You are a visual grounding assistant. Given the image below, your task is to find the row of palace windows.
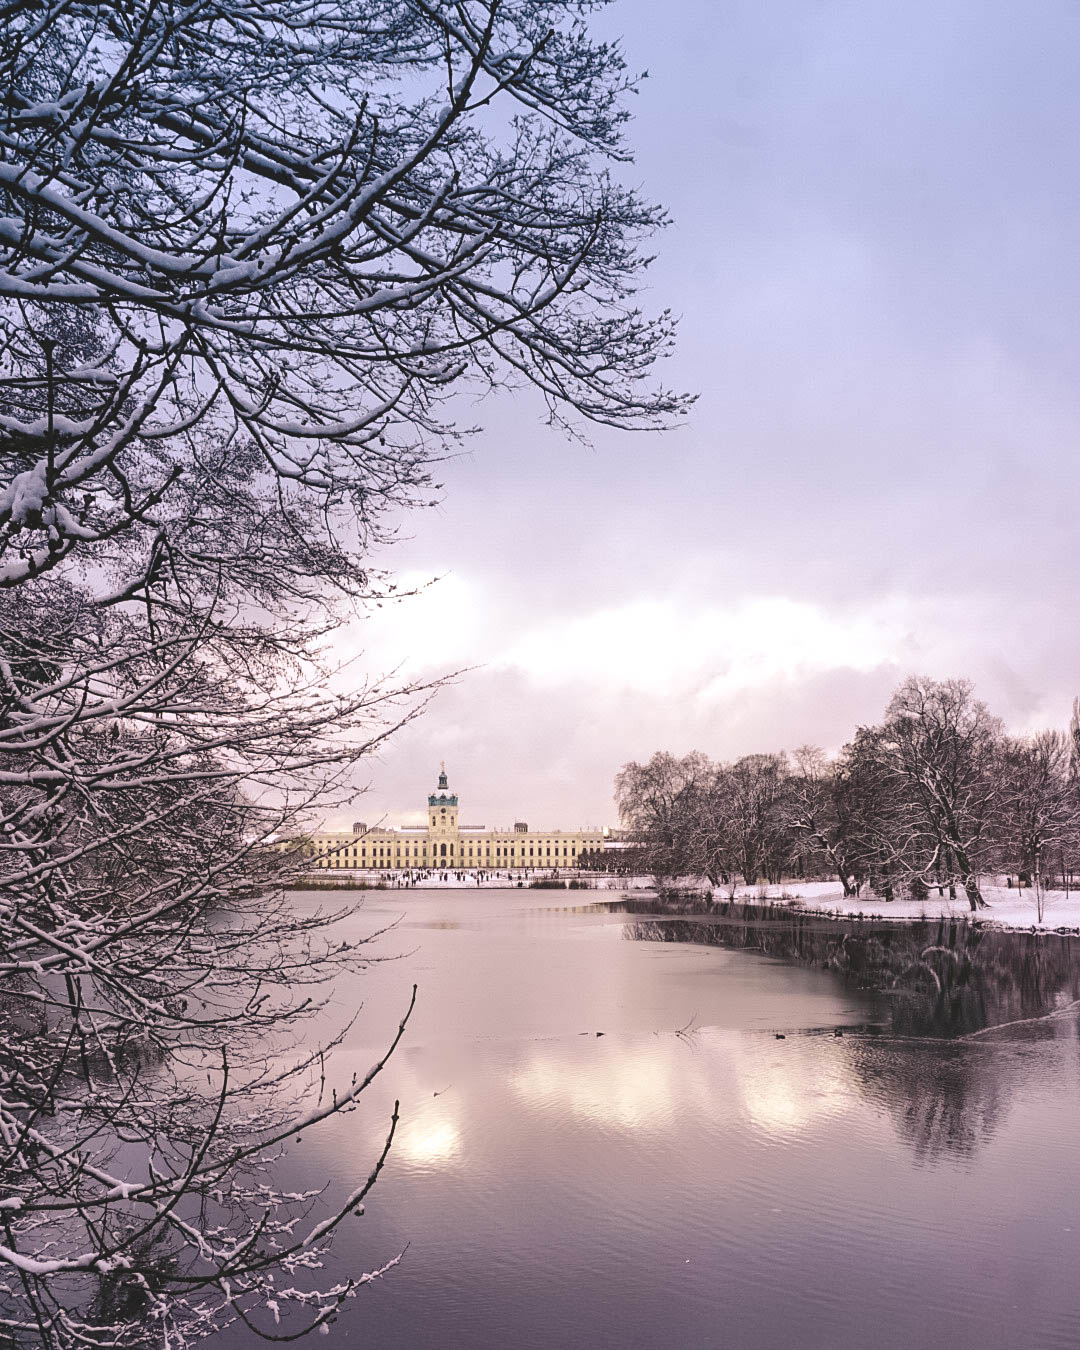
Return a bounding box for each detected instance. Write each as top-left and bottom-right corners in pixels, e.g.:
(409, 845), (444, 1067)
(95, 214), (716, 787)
(313, 839), (596, 867)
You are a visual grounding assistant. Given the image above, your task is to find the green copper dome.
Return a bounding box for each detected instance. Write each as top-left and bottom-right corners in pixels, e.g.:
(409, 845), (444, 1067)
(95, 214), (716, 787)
(429, 762), (458, 807)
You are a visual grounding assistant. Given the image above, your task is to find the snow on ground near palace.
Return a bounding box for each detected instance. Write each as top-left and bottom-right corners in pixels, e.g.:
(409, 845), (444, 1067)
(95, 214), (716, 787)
(302, 871), (1080, 931)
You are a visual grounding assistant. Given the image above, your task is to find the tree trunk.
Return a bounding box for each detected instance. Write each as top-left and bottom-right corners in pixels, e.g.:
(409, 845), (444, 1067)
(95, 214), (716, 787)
(947, 835), (986, 909)
(961, 872), (986, 910)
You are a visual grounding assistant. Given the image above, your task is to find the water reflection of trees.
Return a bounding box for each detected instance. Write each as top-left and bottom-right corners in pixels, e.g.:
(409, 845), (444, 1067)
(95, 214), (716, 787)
(624, 904), (1080, 1162)
(844, 1041), (1007, 1164)
(623, 904), (1080, 1039)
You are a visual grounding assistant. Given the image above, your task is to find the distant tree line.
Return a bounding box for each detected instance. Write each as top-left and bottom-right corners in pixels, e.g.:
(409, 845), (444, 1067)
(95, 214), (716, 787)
(615, 676), (1080, 912)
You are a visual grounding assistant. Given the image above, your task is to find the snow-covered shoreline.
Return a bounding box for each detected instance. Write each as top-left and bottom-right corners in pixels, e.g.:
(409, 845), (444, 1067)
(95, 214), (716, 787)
(292, 870), (1080, 932)
(700, 879), (1080, 933)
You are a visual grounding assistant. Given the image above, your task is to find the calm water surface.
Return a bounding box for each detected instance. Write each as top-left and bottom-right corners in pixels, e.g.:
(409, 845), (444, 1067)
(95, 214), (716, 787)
(248, 889), (1080, 1349)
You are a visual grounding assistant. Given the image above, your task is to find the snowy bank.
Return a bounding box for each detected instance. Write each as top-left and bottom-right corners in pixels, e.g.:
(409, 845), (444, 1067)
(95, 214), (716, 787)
(705, 879), (1080, 933)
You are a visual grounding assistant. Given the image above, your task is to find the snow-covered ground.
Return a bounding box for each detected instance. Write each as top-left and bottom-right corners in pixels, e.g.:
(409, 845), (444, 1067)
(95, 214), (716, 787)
(297, 870), (1080, 931)
(704, 878), (1080, 932)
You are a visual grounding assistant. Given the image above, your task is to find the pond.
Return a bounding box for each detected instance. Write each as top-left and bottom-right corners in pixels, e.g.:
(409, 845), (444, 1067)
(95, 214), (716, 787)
(241, 889), (1080, 1350)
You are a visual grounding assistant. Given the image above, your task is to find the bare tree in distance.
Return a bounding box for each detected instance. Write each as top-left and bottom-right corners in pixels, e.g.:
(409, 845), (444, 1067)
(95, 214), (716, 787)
(683, 762), (742, 896)
(614, 751), (712, 886)
(836, 724), (925, 902)
(997, 730), (1077, 921)
(616, 751), (794, 889)
(0, 1), (690, 1344)
(788, 745), (861, 896)
(879, 677), (1003, 911)
(726, 752), (790, 885)
(618, 677), (1080, 914)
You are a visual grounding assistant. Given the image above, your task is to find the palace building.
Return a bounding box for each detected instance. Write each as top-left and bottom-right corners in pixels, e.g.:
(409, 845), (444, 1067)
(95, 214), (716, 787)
(309, 765), (605, 872)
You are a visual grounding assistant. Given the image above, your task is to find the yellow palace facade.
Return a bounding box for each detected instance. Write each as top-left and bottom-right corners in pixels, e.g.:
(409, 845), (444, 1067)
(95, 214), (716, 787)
(309, 765), (605, 872)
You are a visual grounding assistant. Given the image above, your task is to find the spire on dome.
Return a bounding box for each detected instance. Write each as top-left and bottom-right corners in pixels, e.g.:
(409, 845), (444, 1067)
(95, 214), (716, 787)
(438, 761), (448, 790)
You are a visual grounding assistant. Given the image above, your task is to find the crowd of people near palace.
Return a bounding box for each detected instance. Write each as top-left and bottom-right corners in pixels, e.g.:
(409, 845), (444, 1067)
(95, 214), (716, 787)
(328, 867), (600, 887)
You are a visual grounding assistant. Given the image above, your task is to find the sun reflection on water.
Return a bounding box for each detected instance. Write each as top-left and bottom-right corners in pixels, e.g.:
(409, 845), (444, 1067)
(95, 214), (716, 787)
(509, 1046), (685, 1131)
(395, 1112), (463, 1168)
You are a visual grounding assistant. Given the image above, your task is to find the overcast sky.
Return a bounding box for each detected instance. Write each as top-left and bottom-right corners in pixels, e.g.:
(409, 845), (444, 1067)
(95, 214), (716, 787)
(336, 0), (1080, 832)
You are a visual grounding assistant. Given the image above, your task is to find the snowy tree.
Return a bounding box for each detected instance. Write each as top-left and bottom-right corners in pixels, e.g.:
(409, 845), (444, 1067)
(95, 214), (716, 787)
(996, 730), (1077, 915)
(725, 752), (791, 885)
(681, 761), (743, 894)
(623, 682), (1080, 912)
(617, 750), (794, 890)
(0, 2), (689, 1344)
(832, 725), (922, 901)
(614, 751), (712, 884)
(0, 0), (688, 590)
(878, 677), (1003, 911)
(786, 745), (862, 896)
